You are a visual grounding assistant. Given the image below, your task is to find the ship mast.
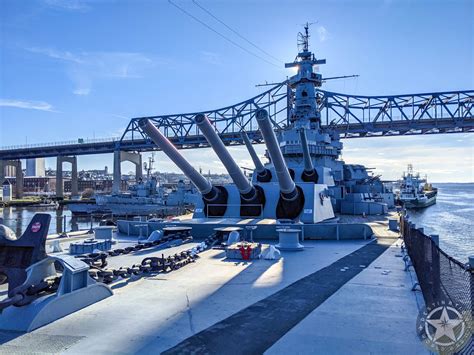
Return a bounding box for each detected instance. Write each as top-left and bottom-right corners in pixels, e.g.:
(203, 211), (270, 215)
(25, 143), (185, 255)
(145, 153), (155, 179)
(285, 22), (326, 127)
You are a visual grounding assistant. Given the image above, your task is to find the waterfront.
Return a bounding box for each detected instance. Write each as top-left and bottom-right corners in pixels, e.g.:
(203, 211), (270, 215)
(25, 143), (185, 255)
(1, 182), (472, 262)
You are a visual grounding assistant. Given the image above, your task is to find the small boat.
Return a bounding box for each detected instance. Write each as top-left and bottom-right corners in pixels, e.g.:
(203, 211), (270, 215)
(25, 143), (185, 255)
(396, 164), (437, 208)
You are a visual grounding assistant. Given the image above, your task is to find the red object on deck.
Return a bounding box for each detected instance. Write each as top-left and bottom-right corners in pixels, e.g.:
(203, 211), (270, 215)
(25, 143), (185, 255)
(239, 245), (252, 260)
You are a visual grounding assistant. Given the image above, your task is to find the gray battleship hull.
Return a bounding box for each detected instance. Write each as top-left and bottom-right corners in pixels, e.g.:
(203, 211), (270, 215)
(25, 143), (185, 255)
(68, 202), (185, 216)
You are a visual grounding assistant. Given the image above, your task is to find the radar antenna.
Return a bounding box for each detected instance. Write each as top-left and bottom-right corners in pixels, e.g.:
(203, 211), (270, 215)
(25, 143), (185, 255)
(145, 153), (155, 179)
(297, 22), (313, 52)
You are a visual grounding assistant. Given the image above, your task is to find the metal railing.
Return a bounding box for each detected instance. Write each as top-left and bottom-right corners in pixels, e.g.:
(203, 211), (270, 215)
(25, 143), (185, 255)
(0, 137), (121, 151)
(400, 215), (472, 315)
(1, 213), (109, 236)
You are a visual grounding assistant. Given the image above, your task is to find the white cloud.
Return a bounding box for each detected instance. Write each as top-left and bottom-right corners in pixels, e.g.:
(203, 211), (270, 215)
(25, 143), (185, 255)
(25, 47), (160, 95)
(317, 26), (328, 42)
(43, 0), (91, 12)
(73, 88), (90, 96)
(0, 99), (55, 112)
(26, 47), (84, 63)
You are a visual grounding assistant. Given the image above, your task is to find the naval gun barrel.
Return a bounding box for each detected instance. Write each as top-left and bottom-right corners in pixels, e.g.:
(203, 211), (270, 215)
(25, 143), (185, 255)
(256, 109), (304, 219)
(256, 109), (297, 199)
(138, 119), (221, 203)
(195, 114), (255, 199)
(299, 127), (319, 183)
(240, 130), (272, 182)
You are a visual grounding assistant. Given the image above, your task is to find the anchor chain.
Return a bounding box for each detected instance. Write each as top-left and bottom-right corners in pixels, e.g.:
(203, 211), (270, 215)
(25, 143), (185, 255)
(0, 277), (61, 313)
(76, 233), (193, 269)
(88, 234), (218, 284)
(0, 233), (218, 312)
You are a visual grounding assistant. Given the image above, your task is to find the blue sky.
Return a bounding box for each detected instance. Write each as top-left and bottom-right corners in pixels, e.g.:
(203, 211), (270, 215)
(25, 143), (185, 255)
(0, 0), (473, 182)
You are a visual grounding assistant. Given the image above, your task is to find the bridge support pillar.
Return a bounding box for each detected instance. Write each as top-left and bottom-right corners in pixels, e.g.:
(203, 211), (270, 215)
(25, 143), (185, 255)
(0, 160), (5, 184)
(56, 158), (63, 199)
(56, 156), (78, 199)
(112, 150), (143, 194)
(0, 160), (23, 199)
(112, 150), (121, 194)
(15, 161), (23, 199)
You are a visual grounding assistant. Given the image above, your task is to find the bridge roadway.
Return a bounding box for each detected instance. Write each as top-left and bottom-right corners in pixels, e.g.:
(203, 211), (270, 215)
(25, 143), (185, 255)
(0, 86), (473, 160)
(0, 118), (473, 161)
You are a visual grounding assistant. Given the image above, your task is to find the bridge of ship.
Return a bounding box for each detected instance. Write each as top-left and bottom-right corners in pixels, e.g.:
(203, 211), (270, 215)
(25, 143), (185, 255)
(0, 84), (473, 160)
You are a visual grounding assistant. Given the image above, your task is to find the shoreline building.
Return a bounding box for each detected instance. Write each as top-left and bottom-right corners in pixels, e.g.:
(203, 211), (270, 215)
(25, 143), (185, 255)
(26, 158), (46, 177)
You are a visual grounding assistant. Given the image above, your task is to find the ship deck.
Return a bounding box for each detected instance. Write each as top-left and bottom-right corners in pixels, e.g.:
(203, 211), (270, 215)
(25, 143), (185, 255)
(0, 217), (428, 354)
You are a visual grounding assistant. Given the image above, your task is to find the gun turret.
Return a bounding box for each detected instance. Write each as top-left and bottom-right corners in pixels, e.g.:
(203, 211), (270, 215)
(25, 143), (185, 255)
(256, 109), (305, 219)
(299, 127), (319, 183)
(240, 130), (272, 182)
(195, 114), (265, 216)
(139, 119), (227, 216)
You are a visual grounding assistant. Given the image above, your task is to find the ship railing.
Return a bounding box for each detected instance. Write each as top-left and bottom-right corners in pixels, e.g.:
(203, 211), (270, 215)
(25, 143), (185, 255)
(399, 215), (472, 319)
(205, 204), (264, 219)
(0, 213), (110, 237)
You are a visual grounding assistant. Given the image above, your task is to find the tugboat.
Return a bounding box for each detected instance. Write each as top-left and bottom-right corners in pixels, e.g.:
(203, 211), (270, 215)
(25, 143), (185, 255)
(396, 164), (437, 208)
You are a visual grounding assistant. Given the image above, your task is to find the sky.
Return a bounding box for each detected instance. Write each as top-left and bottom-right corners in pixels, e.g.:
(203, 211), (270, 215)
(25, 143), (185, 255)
(0, 0), (473, 182)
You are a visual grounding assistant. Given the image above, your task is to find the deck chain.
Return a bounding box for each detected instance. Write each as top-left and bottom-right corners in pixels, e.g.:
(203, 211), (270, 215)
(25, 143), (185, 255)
(87, 234), (218, 284)
(76, 232), (193, 269)
(0, 277), (61, 313)
(0, 233), (218, 312)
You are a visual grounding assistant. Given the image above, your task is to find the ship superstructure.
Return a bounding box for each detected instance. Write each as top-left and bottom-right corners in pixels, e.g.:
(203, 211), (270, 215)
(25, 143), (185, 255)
(116, 25), (398, 240)
(253, 24), (394, 216)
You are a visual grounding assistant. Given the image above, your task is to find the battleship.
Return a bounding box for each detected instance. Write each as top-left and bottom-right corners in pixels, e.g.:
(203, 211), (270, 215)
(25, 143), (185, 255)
(68, 156), (198, 216)
(0, 24), (472, 355)
(68, 177), (197, 216)
(396, 164), (437, 209)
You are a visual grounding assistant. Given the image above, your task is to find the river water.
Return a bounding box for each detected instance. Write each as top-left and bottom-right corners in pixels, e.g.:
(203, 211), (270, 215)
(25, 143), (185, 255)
(1, 183), (472, 262)
(404, 183), (473, 263)
(0, 206), (99, 237)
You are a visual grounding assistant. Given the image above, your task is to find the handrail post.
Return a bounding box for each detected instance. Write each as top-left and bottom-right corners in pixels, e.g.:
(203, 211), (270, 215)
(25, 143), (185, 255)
(430, 234), (441, 302)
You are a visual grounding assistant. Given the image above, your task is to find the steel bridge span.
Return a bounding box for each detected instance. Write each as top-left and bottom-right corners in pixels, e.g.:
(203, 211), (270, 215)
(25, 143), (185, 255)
(1, 84), (472, 160)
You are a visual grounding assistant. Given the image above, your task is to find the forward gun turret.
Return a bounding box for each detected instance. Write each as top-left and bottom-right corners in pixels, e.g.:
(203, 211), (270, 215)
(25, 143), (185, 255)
(195, 114), (265, 216)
